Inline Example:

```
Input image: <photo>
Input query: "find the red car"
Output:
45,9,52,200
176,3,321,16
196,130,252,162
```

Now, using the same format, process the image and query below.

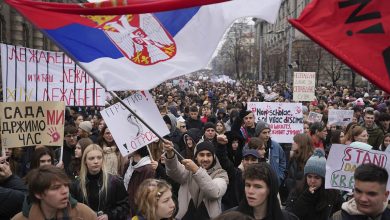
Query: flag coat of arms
6,0,281,91
289,0,390,93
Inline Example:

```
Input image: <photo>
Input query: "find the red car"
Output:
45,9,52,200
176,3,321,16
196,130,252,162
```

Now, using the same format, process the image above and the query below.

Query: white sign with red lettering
247,102,304,143
101,91,169,157
1,44,105,106
293,72,316,101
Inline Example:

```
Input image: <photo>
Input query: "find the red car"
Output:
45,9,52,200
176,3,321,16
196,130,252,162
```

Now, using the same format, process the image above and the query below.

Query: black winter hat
204,122,216,131
195,141,215,156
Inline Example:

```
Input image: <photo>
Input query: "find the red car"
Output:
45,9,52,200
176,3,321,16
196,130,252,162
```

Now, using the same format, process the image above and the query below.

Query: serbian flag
289,0,390,93
5,0,281,91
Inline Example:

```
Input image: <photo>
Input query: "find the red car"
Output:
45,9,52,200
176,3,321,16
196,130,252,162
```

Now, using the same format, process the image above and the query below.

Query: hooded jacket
331,198,390,220
11,196,96,220
165,153,228,219
165,113,182,145
179,128,202,159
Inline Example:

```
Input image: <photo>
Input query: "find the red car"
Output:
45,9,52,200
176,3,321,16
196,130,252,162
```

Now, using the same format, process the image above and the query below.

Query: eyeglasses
65,134,77,139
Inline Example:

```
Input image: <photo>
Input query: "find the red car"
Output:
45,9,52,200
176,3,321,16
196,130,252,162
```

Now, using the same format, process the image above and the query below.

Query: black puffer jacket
0,175,28,219
70,172,129,219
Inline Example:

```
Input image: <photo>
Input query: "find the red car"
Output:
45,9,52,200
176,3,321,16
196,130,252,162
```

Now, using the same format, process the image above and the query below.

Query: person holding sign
163,140,228,219
330,164,390,220
286,149,343,220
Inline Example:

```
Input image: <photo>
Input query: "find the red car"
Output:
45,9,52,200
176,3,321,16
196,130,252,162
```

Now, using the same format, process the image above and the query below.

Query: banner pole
109,91,185,160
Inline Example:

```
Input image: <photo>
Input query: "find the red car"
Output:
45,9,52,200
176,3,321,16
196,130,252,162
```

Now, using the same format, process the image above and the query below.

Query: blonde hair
135,179,174,220
79,144,109,203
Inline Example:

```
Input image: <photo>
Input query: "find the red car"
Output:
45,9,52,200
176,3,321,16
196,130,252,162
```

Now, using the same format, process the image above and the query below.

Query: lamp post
287,26,293,85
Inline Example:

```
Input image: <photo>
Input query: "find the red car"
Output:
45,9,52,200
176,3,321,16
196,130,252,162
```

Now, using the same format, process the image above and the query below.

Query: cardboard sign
1,44,105,106
325,144,390,194
0,101,65,148
307,112,323,123
101,91,169,157
293,72,316,101
328,109,354,126
247,102,304,143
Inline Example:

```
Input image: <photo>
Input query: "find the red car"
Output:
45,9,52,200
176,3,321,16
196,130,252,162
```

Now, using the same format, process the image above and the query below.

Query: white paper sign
307,112,323,123
328,109,354,126
258,85,265,94
325,144,390,194
247,102,304,143
293,72,316,101
101,91,169,157
1,44,105,106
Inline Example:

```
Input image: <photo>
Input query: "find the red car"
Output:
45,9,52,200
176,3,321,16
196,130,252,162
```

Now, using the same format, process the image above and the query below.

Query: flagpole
109,91,185,160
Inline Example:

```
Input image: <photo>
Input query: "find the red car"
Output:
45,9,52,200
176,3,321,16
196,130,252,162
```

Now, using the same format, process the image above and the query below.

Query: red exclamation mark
140,91,148,101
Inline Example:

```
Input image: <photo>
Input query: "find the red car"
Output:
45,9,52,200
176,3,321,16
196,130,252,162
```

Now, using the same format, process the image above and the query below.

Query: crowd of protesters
1,77,390,220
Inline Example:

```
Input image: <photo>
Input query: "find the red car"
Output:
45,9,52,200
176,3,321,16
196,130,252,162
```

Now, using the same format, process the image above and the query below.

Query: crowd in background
1,76,390,220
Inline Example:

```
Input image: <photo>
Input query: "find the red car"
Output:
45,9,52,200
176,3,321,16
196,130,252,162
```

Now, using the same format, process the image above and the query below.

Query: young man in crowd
361,110,384,149
215,136,261,209
12,165,96,220
254,121,286,186
186,106,203,130
331,163,390,220
310,122,328,150
163,139,228,219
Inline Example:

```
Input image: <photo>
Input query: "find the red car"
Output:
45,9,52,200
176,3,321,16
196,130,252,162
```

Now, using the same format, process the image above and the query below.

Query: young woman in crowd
30,146,58,169
234,163,298,220
285,133,313,193
132,179,176,220
216,120,227,135
179,128,201,159
342,125,369,145
70,144,129,220
73,113,84,128
98,125,123,176
69,138,94,179
381,133,390,151
286,149,343,220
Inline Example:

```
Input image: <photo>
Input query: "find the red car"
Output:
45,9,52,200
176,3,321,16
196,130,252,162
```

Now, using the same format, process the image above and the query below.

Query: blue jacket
269,139,287,185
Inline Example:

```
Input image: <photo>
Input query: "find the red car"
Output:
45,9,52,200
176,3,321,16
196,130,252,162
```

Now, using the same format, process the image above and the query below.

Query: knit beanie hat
79,121,92,134
304,149,326,178
255,121,271,137
204,122,216,131
195,141,215,156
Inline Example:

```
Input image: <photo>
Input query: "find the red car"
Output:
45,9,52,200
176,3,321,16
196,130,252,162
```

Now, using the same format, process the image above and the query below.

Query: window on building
22,23,30,47
0,15,6,43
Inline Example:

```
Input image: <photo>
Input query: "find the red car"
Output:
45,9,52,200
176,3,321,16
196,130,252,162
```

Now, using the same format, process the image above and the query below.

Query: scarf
123,156,151,190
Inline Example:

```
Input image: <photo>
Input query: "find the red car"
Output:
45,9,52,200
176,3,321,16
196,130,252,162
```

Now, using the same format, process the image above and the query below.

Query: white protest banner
247,102,304,143
101,91,169,157
293,72,316,101
328,109,354,126
258,85,265,94
307,112,323,123
1,44,105,106
0,101,65,148
325,144,390,193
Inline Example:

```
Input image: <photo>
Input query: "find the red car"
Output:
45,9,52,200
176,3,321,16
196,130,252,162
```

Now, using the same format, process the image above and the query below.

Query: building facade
255,0,365,87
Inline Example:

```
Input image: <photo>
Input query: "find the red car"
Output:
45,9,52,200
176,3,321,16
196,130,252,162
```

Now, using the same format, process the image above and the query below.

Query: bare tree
323,55,344,86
